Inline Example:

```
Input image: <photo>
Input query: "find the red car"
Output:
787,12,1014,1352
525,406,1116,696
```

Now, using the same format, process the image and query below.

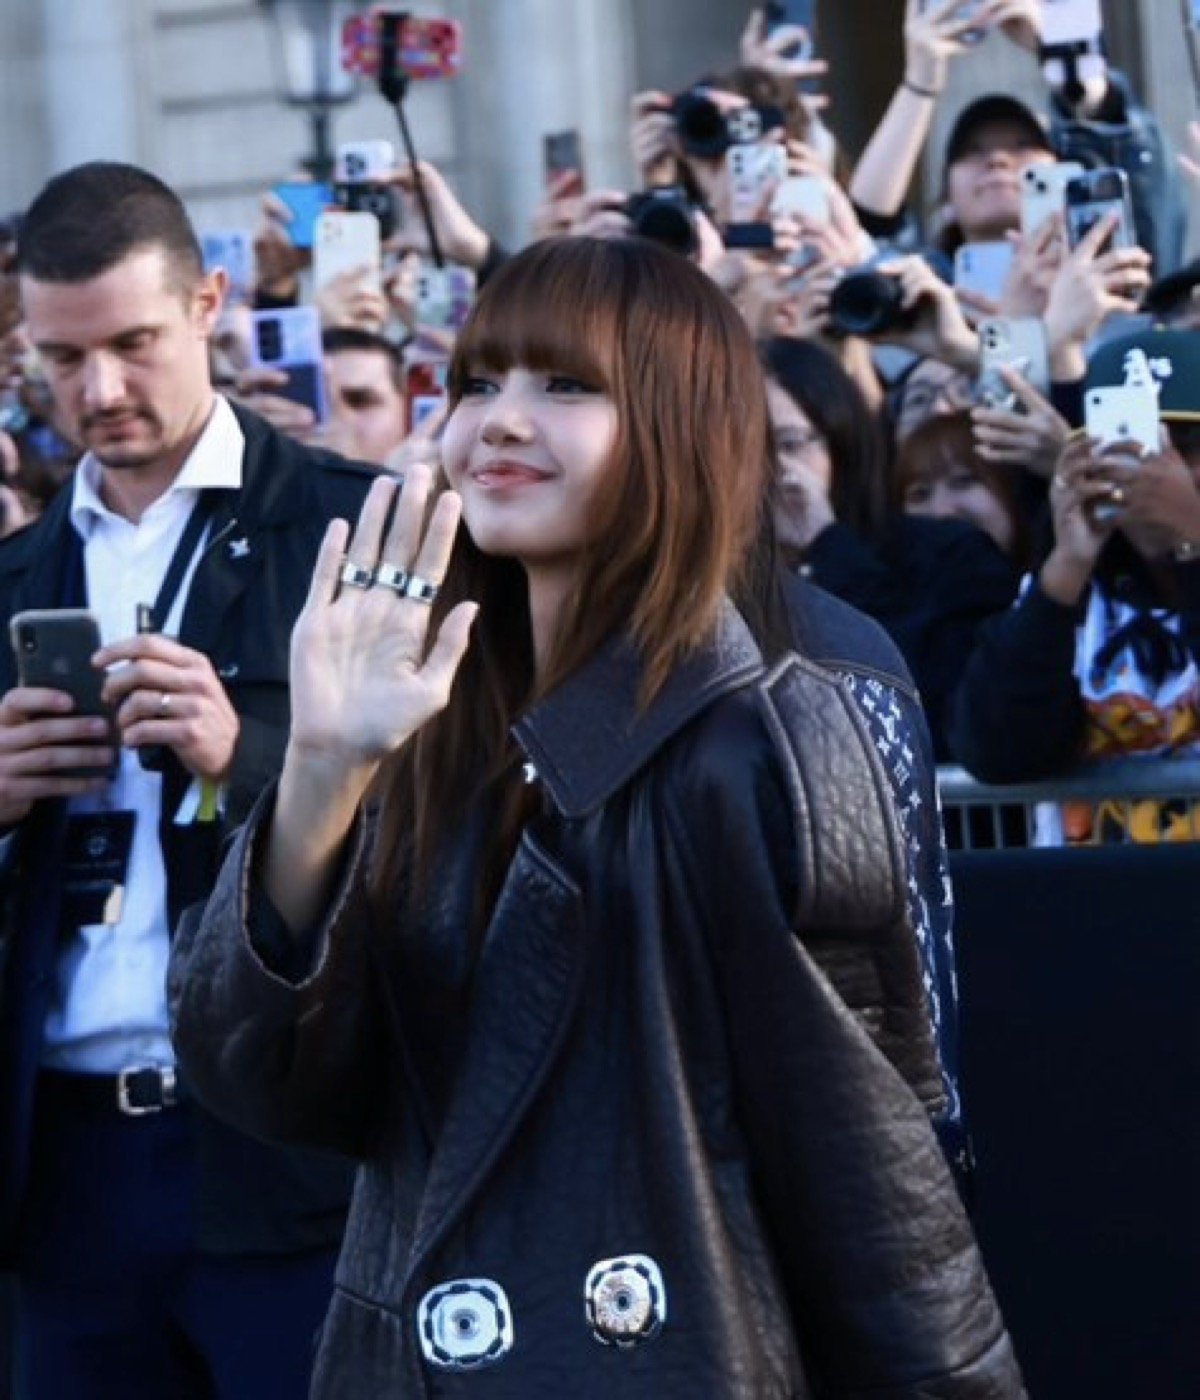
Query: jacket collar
513,599,765,819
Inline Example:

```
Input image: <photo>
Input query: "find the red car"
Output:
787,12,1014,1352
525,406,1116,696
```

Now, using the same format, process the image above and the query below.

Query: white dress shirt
41,397,244,1073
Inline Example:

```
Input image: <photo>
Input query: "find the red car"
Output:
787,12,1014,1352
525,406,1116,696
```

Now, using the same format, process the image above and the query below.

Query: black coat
0,404,374,1260
170,587,1023,1398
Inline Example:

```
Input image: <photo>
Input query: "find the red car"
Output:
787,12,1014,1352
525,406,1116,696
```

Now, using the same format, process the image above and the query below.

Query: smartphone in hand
953,242,1015,303
1085,384,1160,452
314,211,382,291
250,308,329,426
10,609,116,778
271,182,335,250
1065,169,1137,252
542,130,586,199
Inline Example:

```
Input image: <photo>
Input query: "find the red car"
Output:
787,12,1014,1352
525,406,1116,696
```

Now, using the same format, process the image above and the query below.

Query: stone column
41,0,142,172
450,0,637,251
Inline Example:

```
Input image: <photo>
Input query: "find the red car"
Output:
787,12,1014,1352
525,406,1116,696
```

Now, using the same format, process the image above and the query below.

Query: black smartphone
10,608,116,777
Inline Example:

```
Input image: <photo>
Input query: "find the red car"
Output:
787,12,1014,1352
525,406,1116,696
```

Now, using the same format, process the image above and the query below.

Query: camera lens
672,92,730,159
829,269,908,337
18,627,35,654
626,191,699,258
257,321,282,361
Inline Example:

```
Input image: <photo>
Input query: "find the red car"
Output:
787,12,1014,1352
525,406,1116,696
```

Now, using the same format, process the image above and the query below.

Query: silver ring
373,562,411,595
158,692,171,716
1110,485,1127,507
339,559,374,590
404,573,439,605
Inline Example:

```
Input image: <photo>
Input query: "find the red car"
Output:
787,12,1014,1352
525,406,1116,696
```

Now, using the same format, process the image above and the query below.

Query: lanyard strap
144,491,221,634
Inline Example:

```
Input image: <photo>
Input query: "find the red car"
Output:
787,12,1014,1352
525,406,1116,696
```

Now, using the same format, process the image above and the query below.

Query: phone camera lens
19,628,35,654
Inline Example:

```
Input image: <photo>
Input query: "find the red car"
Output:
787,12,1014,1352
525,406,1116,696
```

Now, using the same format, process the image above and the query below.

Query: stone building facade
0,0,1195,257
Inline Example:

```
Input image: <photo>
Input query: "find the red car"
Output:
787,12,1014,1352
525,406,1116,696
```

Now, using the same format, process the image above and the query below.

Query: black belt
38,1066,184,1117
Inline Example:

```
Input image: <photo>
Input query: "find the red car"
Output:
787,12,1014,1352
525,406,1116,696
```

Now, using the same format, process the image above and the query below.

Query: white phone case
770,175,829,223
1084,386,1160,452
728,144,788,224
1021,162,1085,236
979,317,1051,398
335,139,396,184
314,212,382,290
953,242,1014,302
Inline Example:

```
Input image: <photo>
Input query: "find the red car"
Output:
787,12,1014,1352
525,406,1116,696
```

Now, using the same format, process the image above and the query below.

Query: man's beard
81,409,162,470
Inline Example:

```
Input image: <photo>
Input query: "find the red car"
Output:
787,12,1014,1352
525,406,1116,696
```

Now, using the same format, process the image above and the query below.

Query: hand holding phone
5,609,117,794
314,212,382,291
1065,169,1137,252
542,130,585,199
250,307,328,426
1085,384,1160,452
270,183,335,250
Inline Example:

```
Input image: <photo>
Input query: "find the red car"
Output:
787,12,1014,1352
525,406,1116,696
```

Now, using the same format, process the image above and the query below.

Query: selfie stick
378,11,445,269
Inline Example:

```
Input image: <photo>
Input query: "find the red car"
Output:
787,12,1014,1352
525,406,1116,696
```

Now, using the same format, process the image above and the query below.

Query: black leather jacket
170,585,1024,1398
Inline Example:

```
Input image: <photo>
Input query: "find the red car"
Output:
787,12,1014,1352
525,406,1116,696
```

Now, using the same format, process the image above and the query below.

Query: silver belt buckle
116,1064,177,1116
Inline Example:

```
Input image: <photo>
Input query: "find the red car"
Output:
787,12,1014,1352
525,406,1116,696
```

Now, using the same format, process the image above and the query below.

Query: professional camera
828,267,918,337
671,89,786,159
625,187,699,258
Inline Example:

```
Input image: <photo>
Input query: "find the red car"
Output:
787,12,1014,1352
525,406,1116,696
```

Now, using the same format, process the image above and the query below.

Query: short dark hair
16,161,203,290
321,327,405,392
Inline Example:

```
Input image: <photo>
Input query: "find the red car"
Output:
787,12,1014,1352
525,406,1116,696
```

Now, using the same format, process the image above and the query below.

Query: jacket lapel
403,830,587,1282
401,601,767,1283
176,405,312,659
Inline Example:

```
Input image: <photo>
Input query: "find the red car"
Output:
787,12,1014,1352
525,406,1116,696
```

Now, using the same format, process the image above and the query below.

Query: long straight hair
372,237,772,911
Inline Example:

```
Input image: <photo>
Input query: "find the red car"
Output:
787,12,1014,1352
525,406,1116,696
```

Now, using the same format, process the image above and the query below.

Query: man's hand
1093,432,1200,560
96,636,240,784
0,688,113,826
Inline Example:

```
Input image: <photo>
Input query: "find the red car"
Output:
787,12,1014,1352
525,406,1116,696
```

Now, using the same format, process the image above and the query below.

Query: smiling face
946,119,1055,241
21,244,220,482
441,364,620,574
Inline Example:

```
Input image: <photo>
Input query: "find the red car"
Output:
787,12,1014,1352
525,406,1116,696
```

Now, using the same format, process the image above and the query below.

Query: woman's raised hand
289,468,477,769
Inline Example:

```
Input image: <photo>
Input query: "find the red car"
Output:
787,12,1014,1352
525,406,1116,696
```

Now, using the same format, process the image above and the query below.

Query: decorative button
585,1254,666,1348
417,1278,513,1370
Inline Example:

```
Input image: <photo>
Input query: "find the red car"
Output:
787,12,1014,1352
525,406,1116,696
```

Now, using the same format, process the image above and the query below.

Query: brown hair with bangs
372,236,772,918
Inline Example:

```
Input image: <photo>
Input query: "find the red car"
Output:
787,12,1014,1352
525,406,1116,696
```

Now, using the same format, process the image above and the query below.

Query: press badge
61,810,136,927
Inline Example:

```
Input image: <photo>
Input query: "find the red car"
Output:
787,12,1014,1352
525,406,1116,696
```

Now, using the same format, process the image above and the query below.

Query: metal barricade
939,754,1200,1399
937,755,1200,849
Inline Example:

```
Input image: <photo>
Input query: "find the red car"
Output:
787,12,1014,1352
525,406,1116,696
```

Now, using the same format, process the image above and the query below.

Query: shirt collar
70,396,245,539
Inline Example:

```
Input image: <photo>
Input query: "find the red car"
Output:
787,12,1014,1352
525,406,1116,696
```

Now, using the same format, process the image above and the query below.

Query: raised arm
266,467,475,934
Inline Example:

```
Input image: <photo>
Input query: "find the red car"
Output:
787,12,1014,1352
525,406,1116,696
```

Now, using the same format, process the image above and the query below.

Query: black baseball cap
944,95,1053,169
1086,329,1200,423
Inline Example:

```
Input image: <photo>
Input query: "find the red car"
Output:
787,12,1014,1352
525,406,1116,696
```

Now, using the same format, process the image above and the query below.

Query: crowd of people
0,0,1197,1395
